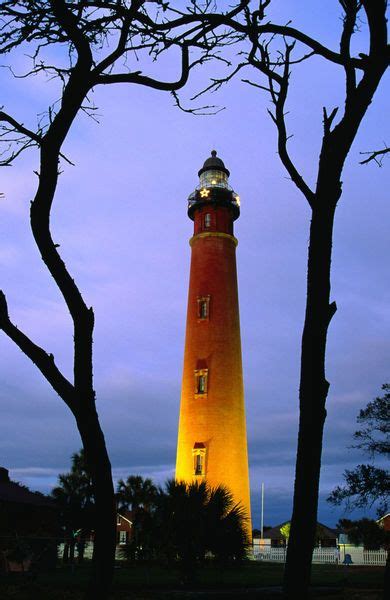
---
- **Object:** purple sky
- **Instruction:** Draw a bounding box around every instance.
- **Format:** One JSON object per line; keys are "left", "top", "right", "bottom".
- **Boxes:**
{"left": 0, "top": 2, "right": 389, "bottom": 528}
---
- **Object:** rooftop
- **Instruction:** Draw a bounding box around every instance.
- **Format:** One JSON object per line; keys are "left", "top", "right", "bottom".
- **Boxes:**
{"left": 198, "top": 150, "right": 230, "bottom": 177}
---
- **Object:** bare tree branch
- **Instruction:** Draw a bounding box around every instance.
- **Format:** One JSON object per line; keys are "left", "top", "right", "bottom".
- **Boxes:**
{"left": 0, "top": 290, "right": 75, "bottom": 410}
{"left": 0, "top": 110, "right": 42, "bottom": 143}
{"left": 269, "top": 43, "right": 315, "bottom": 207}
{"left": 96, "top": 41, "right": 190, "bottom": 90}
{"left": 360, "top": 145, "right": 389, "bottom": 166}
{"left": 339, "top": 0, "right": 360, "bottom": 103}
{"left": 244, "top": 39, "right": 315, "bottom": 207}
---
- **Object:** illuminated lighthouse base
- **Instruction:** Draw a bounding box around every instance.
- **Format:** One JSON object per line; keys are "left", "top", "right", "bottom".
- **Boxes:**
{"left": 175, "top": 151, "right": 252, "bottom": 536}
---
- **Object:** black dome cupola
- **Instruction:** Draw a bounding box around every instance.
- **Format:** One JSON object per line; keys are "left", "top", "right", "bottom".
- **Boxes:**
{"left": 198, "top": 150, "right": 230, "bottom": 178}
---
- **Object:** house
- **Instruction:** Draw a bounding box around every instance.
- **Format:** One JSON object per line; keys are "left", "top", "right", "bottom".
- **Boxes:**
{"left": 254, "top": 520, "right": 337, "bottom": 548}
{"left": 56, "top": 511, "right": 134, "bottom": 562}
{"left": 0, "top": 466, "right": 59, "bottom": 571}
{"left": 377, "top": 513, "right": 390, "bottom": 532}
{"left": 116, "top": 511, "right": 133, "bottom": 546}
{"left": 0, "top": 466, "right": 58, "bottom": 538}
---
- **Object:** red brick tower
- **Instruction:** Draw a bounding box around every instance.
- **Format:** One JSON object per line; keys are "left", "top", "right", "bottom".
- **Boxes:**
{"left": 175, "top": 150, "right": 251, "bottom": 533}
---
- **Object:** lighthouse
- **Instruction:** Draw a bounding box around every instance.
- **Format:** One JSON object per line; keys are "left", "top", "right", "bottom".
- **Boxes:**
{"left": 175, "top": 150, "right": 252, "bottom": 533}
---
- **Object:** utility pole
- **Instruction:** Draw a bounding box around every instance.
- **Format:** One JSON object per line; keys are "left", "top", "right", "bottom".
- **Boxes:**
{"left": 261, "top": 482, "right": 264, "bottom": 539}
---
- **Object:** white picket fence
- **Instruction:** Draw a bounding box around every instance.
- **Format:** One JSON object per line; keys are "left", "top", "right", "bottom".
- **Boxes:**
{"left": 362, "top": 550, "right": 388, "bottom": 565}
{"left": 253, "top": 544, "right": 387, "bottom": 566}
{"left": 56, "top": 541, "right": 387, "bottom": 566}
{"left": 58, "top": 542, "right": 126, "bottom": 561}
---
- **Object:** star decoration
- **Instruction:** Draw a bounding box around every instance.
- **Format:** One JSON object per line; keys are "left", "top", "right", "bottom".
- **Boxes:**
{"left": 200, "top": 188, "right": 210, "bottom": 198}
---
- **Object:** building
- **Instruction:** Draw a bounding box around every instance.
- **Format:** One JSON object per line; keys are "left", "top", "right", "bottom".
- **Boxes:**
{"left": 0, "top": 466, "right": 58, "bottom": 538}
{"left": 175, "top": 150, "right": 252, "bottom": 535}
{"left": 377, "top": 513, "right": 390, "bottom": 532}
{"left": 116, "top": 511, "right": 133, "bottom": 546}
{"left": 254, "top": 521, "right": 337, "bottom": 548}
{"left": 0, "top": 466, "right": 59, "bottom": 572}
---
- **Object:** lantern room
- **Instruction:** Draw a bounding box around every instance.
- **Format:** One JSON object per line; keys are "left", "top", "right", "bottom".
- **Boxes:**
{"left": 187, "top": 150, "right": 240, "bottom": 221}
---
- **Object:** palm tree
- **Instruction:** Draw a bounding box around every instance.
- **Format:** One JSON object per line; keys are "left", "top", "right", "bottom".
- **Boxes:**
{"left": 206, "top": 485, "right": 248, "bottom": 563}
{"left": 116, "top": 475, "right": 157, "bottom": 560}
{"left": 52, "top": 450, "right": 94, "bottom": 563}
{"left": 116, "top": 475, "right": 157, "bottom": 512}
{"left": 153, "top": 480, "right": 249, "bottom": 580}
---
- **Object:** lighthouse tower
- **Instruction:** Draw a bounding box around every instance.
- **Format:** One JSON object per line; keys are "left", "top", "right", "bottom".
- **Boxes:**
{"left": 175, "top": 150, "right": 251, "bottom": 533}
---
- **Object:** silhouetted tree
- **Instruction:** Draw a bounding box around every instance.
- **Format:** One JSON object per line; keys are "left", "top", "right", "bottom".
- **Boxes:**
{"left": 206, "top": 485, "right": 248, "bottom": 563}
{"left": 197, "top": 3, "right": 388, "bottom": 596}
{"left": 52, "top": 450, "right": 94, "bottom": 563}
{"left": 329, "top": 384, "right": 390, "bottom": 599}
{"left": 353, "top": 383, "right": 390, "bottom": 458}
{"left": 0, "top": 2, "right": 247, "bottom": 597}
{"left": 330, "top": 465, "right": 389, "bottom": 514}
{"left": 116, "top": 475, "right": 157, "bottom": 512}
{"left": 153, "top": 480, "right": 248, "bottom": 581}
{"left": 338, "top": 518, "right": 389, "bottom": 550}
{"left": 116, "top": 474, "right": 157, "bottom": 560}
{"left": 328, "top": 384, "right": 390, "bottom": 516}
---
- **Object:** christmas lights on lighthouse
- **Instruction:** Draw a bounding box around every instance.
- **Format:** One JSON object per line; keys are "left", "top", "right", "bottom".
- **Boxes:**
{"left": 175, "top": 150, "right": 252, "bottom": 533}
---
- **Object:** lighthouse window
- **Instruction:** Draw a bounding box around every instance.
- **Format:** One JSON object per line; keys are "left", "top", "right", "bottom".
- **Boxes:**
{"left": 195, "top": 454, "right": 203, "bottom": 475}
{"left": 204, "top": 213, "right": 211, "bottom": 228}
{"left": 192, "top": 443, "right": 206, "bottom": 476}
{"left": 197, "top": 295, "right": 210, "bottom": 320}
{"left": 194, "top": 368, "right": 208, "bottom": 397}
{"left": 200, "top": 169, "right": 228, "bottom": 189}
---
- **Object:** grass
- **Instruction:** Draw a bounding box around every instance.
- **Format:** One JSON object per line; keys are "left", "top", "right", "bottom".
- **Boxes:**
{"left": 0, "top": 561, "right": 385, "bottom": 599}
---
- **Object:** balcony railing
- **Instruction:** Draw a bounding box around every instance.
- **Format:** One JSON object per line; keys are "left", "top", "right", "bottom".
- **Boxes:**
{"left": 188, "top": 187, "right": 240, "bottom": 210}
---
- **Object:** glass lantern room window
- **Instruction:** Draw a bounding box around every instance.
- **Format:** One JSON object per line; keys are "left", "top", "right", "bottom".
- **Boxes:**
{"left": 199, "top": 169, "right": 228, "bottom": 189}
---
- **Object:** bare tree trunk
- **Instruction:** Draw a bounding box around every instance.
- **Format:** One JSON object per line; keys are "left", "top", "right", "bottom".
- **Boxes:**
{"left": 281, "top": 5, "right": 388, "bottom": 593}
{"left": 76, "top": 411, "right": 116, "bottom": 599}
{"left": 283, "top": 199, "right": 337, "bottom": 597}
{"left": 29, "top": 102, "right": 117, "bottom": 596}
{"left": 63, "top": 541, "right": 69, "bottom": 563}
{"left": 70, "top": 542, "right": 75, "bottom": 565}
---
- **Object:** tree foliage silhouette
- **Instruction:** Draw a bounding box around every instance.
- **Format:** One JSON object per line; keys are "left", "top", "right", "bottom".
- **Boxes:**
{"left": 153, "top": 480, "right": 248, "bottom": 580}
{"left": 328, "top": 384, "right": 390, "bottom": 516}
{"left": 116, "top": 474, "right": 158, "bottom": 561}
{"left": 52, "top": 449, "right": 94, "bottom": 563}
{"left": 339, "top": 517, "right": 390, "bottom": 550}
{"left": 116, "top": 475, "right": 157, "bottom": 512}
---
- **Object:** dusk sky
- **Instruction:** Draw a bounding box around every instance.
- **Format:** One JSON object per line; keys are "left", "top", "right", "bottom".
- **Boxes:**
{"left": 0, "top": 2, "right": 389, "bottom": 529}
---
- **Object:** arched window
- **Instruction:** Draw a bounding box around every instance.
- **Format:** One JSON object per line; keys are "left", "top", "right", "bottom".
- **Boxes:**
{"left": 194, "top": 368, "right": 208, "bottom": 397}
{"left": 197, "top": 295, "right": 210, "bottom": 320}
{"left": 195, "top": 453, "right": 203, "bottom": 475}
{"left": 192, "top": 443, "right": 206, "bottom": 477}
